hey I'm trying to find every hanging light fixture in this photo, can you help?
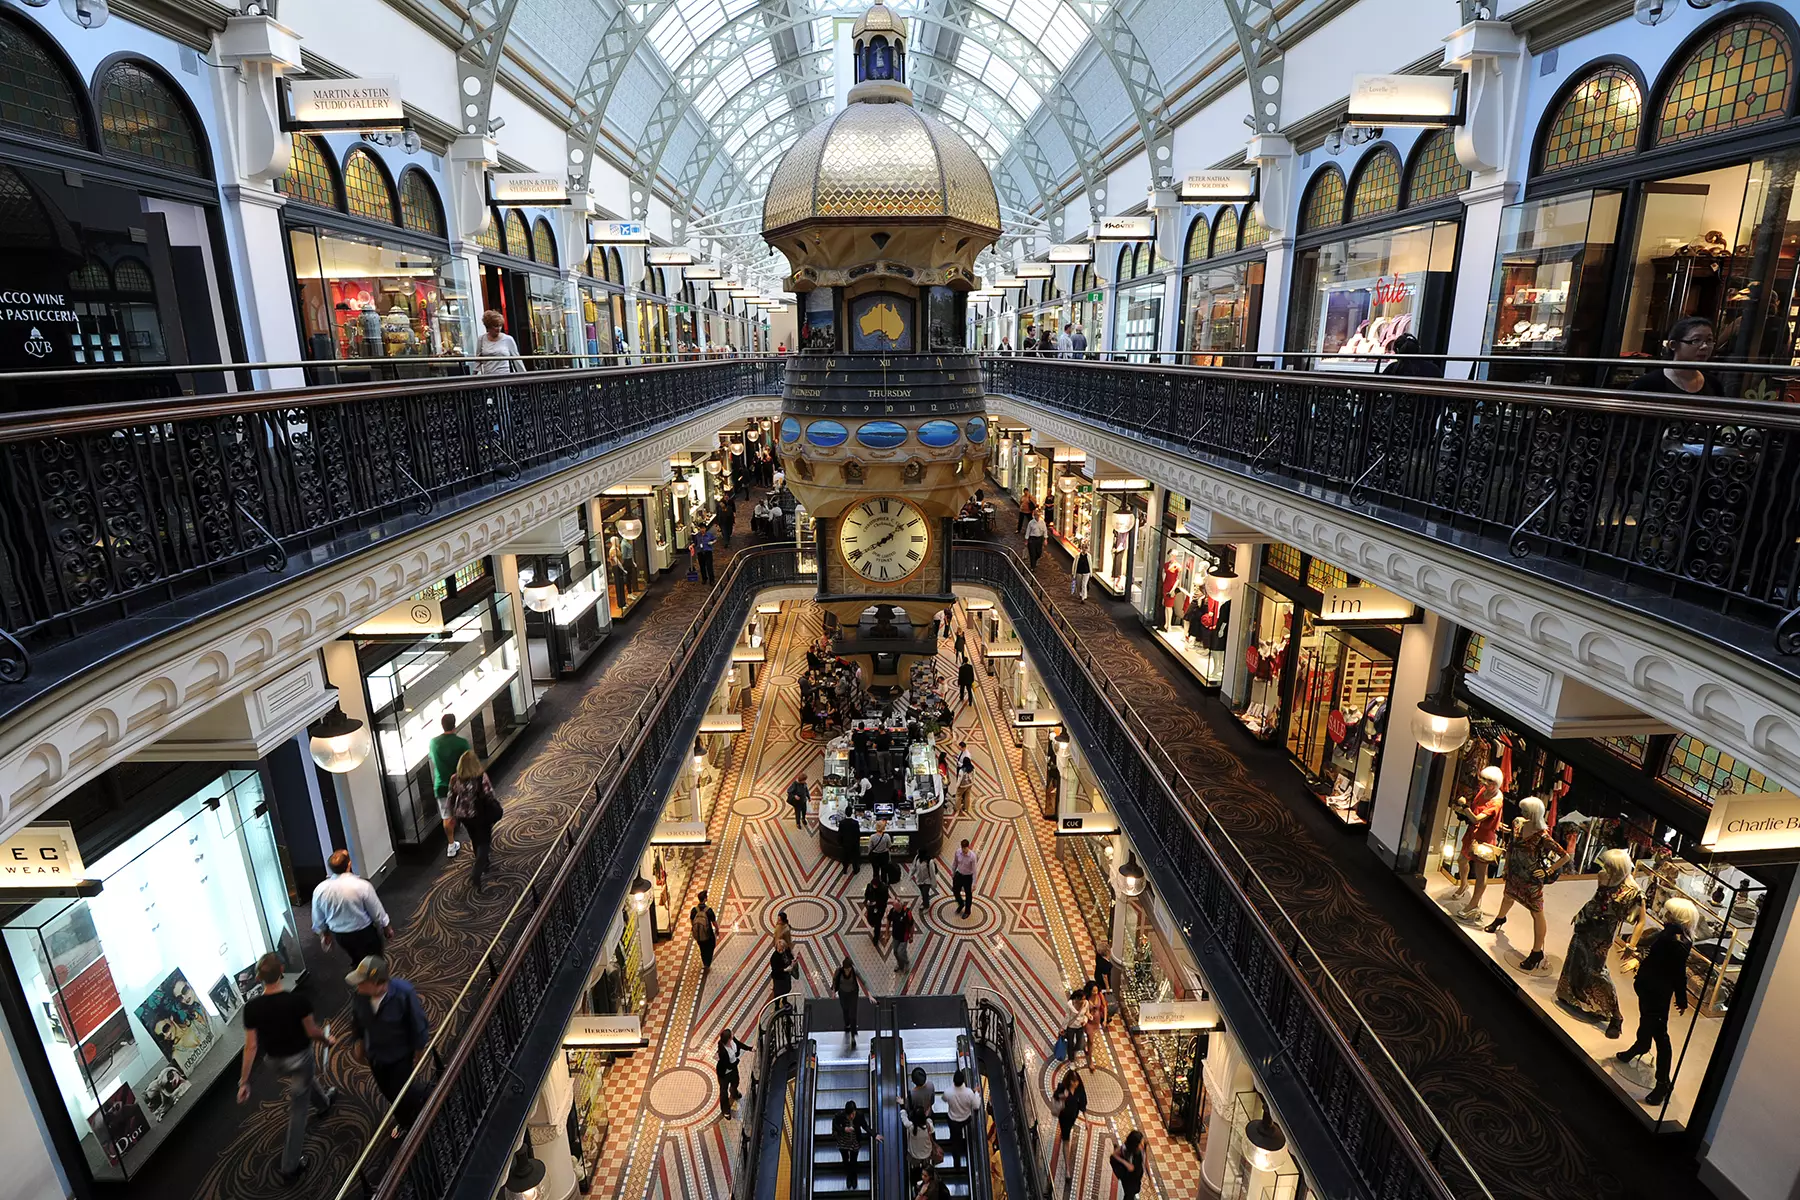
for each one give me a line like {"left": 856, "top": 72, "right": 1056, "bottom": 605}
{"left": 1116, "top": 852, "right": 1147, "bottom": 898}
{"left": 1110, "top": 511, "right": 1136, "bottom": 534}
{"left": 308, "top": 703, "right": 371, "bottom": 773}
{"left": 1204, "top": 568, "right": 1238, "bottom": 603}
{"left": 1412, "top": 634, "right": 1473, "bottom": 754}
{"left": 503, "top": 1137, "right": 547, "bottom": 1200}
{"left": 1244, "top": 1095, "right": 1287, "bottom": 1173}
{"left": 744, "top": 425, "right": 761, "bottom": 443}
{"left": 1057, "top": 474, "right": 1079, "bottom": 494}
{"left": 629, "top": 872, "right": 654, "bottom": 913}
{"left": 617, "top": 518, "right": 644, "bottom": 540}
{"left": 521, "top": 578, "right": 559, "bottom": 613}
{"left": 706, "top": 458, "right": 722, "bottom": 474}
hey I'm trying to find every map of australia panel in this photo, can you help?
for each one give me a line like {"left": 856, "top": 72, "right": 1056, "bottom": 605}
{"left": 851, "top": 294, "right": 912, "bottom": 352}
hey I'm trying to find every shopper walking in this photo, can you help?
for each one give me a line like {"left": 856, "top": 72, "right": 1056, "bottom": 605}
{"left": 1025, "top": 513, "right": 1047, "bottom": 568}
{"left": 944, "top": 1069, "right": 978, "bottom": 1166}
{"left": 1083, "top": 982, "right": 1106, "bottom": 1067}
{"left": 695, "top": 524, "right": 718, "bottom": 584}
{"left": 839, "top": 808, "right": 862, "bottom": 879}
{"left": 1110, "top": 1130, "right": 1147, "bottom": 1199}
{"left": 910, "top": 847, "right": 937, "bottom": 917}
{"left": 310, "top": 850, "right": 392, "bottom": 966}
{"left": 717, "top": 495, "right": 736, "bottom": 547}
{"left": 1063, "top": 988, "right": 1089, "bottom": 1069}
{"left": 951, "top": 839, "right": 977, "bottom": 918}
{"left": 236, "top": 953, "right": 336, "bottom": 1184}
{"left": 474, "top": 309, "right": 521, "bottom": 375}
{"left": 955, "top": 756, "right": 975, "bottom": 817}
{"left": 834, "top": 956, "right": 862, "bottom": 1045}
{"left": 716, "top": 1027, "right": 751, "bottom": 1118}
{"left": 1016, "top": 490, "right": 1036, "bottom": 534}
{"left": 345, "top": 956, "right": 430, "bottom": 1136}
{"left": 833, "top": 1101, "right": 876, "bottom": 1190}
{"left": 773, "top": 909, "right": 795, "bottom": 954}
{"left": 864, "top": 874, "right": 890, "bottom": 951}
{"left": 787, "top": 774, "right": 812, "bottom": 829}
{"left": 889, "top": 901, "right": 916, "bottom": 975}
{"left": 1071, "top": 546, "right": 1092, "bottom": 601}
{"left": 1044, "top": 756, "right": 1061, "bottom": 814}
{"left": 445, "top": 750, "right": 503, "bottom": 891}
{"left": 1051, "top": 1068, "right": 1087, "bottom": 1148}
{"left": 869, "top": 819, "right": 894, "bottom": 885}
{"left": 904, "top": 1109, "right": 937, "bottom": 1193}
{"left": 427, "top": 713, "right": 471, "bottom": 858}
{"left": 770, "top": 943, "right": 796, "bottom": 1000}
{"left": 691, "top": 889, "right": 719, "bottom": 973}
{"left": 957, "top": 655, "right": 976, "bottom": 708}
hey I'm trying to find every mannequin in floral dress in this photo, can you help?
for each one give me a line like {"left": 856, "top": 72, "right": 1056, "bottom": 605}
{"left": 1556, "top": 848, "right": 1642, "bottom": 1039}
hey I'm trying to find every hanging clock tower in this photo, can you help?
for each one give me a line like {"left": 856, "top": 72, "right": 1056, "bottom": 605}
{"left": 762, "top": 4, "right": 1001, "bottom": 682}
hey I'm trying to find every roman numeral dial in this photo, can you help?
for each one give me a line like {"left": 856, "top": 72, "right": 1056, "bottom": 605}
{"left": 837, "top": 496, "right": 930, "bottom": 585}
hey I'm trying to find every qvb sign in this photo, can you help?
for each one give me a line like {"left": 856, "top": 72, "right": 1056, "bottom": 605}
{"left": 1315, "top": 583, "right": 1417, "bottom": 624}
{"left": 0, "top": 287, "right": 79, "bottom": 368}
{"left": 282, "top": 77, "right": 406, "bottom": 131}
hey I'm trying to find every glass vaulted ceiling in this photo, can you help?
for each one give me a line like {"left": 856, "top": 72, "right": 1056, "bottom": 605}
{"left": 498, "top": 0, "right": 1128, "bottom": 223}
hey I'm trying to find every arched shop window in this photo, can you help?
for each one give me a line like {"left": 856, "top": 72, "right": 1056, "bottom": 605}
{"left": 1538, "top": 65, "right": 1642, "bottom": 174}
{"left": 1184, "top": 214, "right": 1209, "bottom": 263}
{"left": 1348, "top": 146, "right": 1402, "bottom": 221}
{"left": 504, "top": 209, "right": 529, "bottom": 258}
{"left": 282, "top": 135, "right": 341, "bottom": 210}
{"left": 96, "top": 59, "right": 206, "bottom": 175}
{"left": 0, "top": 13, "right": 86, "bottom": 146}
{"left": 397, "top": 167, "right": 443, "bottom": 237}
{"left": 472, "top": 207, "right": 504, "bottom": 252}
{"left": 340, "top": 148, "right": 397, "bottom": 224}
{"left": 1405, "top": 129, "right": 1470, "bottom": 207}
{"left": 1655, "top": 16, "right": 1791, "bottom": 146}
{"left": 1299, "top": 165, "right": 1346, "bottom": 233}
{"left": 1135, "top": 241, "right": 1154, "bottom": 277}
{"left": 1212, "top": 206, "right": 1239, "bottom": 257}
{"left": 608, "top": 247, "right": 623, "bottom": 283}
{"left": 532, "top": 217, "right": 557, "bottom": 266}
{"left": 1240, "top": 205, "right": 1267, "bottom": 247}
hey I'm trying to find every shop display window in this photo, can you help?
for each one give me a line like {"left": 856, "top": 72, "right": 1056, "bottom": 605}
{"left": 1179, "top": 260, "right": 1264, "bottom": 366}
{"left": 1056, "top": 837, "right": 1114, "bottom": 953}
{"left": 1289, "top": 219, "right": 1460, "bottom": 366}
{"left": 1090, "top": 492, "right": 1144, "bottom": 596}
{"left": 1285, "top": 622, "right": 1392, "bottom": 824}
{"left": 1231, "top": 582, "right": 1292, "bottom": 739}
{"left": 1049, "top": 481, "right": 1094, "bottom": 555}
{"left": 1414, "top": 724, "right": 1765, "bottom": 1128}
{"left": 1140, "top": 526, "right": 1232, "bottom": 686}
{"left": 525, "top": 272, "right": 571, "bottom": 358}
{"left": 1112, "top": 282, "right": 1164, "bottom": 361}
{"left": 289, "top": 226, "right": 467, "bottom": 362}
{"left": 1117, "top": 899, "right": 1206, "bottom": 1140}
{"left": 1484, "top": 190, "right": 1622, "bottom": 377}
{"left": 3, "top": 772, "right": 298, "bottom": 1181}
{"left": 602, "top": 498, "right": 652, "bottom": 617}
{"left": 519, "top": 533, "right": 609, "bottom": 679}
{"left": 579, "top": 285, "right": 619, "bottom": 358}
{"left": 925, "top": 286, "right": 963, "bottom": 350}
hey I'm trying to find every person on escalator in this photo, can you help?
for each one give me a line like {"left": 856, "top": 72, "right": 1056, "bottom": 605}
{"left": 833, "top": 1100, "right": 877, "bottom": 1190}
{"left": 905, "top": 1065, "right": 937, "bottom": 1127}
{"left": 944, "top": 1070, "right": 978, "bottom": 1166}
{"left": 834, "top": 957, "right": 862, "bottom": 1046}
{"left": 904, "top": 1109, "right": 939, "bottom": 1194}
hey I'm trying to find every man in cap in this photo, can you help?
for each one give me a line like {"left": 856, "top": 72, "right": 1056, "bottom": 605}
{"left": 345, "top": 956, "right": 431, "bottom": 1136}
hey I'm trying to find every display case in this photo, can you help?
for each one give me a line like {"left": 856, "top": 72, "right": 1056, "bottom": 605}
{"left": 1483, "top": 190, "right": 1622, "bottom": 382}
{"left": 1230, "top": 583, "right": 1294, "bottom": 741}
{"left": 2, "top": 772, "right": 299, "bottom": 1182}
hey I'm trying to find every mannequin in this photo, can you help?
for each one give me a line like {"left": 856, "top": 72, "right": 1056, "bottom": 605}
{"left": 1483, "top": 797, "right": 1571, "bottom": 971}
{"left": 1452, "top": 766, "right": 1505, "bottom": 918}
{"left": 1615, "top": 896, "right": 1697, "bottom": 1106}
{"left": 1556, "top": 848, "right": 1642, "bottom": 1039}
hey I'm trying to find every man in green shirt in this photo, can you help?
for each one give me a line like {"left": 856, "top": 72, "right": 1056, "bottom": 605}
{"left": 427, "top": 712, "right": 471, "bottom": 858}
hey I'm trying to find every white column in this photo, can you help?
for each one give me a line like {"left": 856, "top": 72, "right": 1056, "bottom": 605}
{"left": 221, "top": 186, "right": 305, "bottom": 387}
{"left": 1367, "top": 613, "right": 1452, "bottom": 869}
{"left": 1255, "top": 239, "right": 1294, "bottom": 363}
{"left": 1216, "top": 545, "right": 1257, "bottom": 701}
{"left": 1199, "top": 1028, "right": 1248, "bottom": 1193}
{"left": 526, "top": 1048, "right": 581, "bottom": 1200}
{"left": 320, "top": 639, "right": 396, "bottom": 879}
{"left": 1443, "top": 182, "right": 1516, "bottom": 377}
{"left": 496, "top": 554, "right": 541, "bottom": 710}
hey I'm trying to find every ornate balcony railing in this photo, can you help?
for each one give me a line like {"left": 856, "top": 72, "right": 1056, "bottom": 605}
{"left": 983, "top": 356, "right": 1800, "bottom": 668}
{"left": 0, "top": 357, "right": 783, "bottom": 711}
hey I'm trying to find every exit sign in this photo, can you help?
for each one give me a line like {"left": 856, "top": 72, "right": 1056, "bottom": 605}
{"left": 672, "top": 304, "right": 690, "bottom": 314}
{"left": 1085, "top": 290, "right": 1102, "bottom": 303}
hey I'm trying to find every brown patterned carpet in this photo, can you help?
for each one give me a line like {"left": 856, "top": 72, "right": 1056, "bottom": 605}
{"left": 132, "top": 533, "right": 765, "bottom": 1200}
{"left": 978, "top": 498, "right": 1705, "bottom": 1200}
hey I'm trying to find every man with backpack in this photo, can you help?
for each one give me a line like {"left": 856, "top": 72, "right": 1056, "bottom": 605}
{"left": 889, "top": 902, "right": 916, "bottom": 974}
{"left": 690, "top": 889, "right": 719, "bottom": 972}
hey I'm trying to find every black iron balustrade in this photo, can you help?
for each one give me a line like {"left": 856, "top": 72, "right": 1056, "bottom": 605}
{"left": 739, "top": 993, "right": 804, "bottom": 1200}
{"left": 0, "top": 357, "right": 783, "bottom": 701}
{"left": 984, "top": 356, "right": 1800, "bottom": 664}
{"left": 968, "top": 992, "right": 1051, "bottom": 1200}
{"left": 954, "top": 543, "right": 1481, "bottom": 1200}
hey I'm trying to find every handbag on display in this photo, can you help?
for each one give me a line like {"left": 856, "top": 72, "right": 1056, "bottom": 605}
{"left": 1529, "top": 844, "right": 1565, "bottom": 885}
{"left": 1470, "top": 841, "right": 1500, "bottom": 862}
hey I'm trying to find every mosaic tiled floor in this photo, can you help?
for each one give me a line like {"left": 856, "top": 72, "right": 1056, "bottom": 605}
{"left": 587, "top": 598, "right": 1203, "bottom": 1200}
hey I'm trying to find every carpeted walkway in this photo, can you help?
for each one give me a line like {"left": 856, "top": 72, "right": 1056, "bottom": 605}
{"left": 979, "top": 496, "right": 1703, "bottom": 1200}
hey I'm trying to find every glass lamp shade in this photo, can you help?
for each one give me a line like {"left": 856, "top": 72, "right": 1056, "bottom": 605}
{"left": 617, "top": 518, "right": 644, "bottom": 540}
{"left": 628, "top": 873, "right": 654, "bottom": 913}
{"left": 1245, "top": 1113, "right": 1287, "bottom": 1172}
{"left": 1204, "top": 569, "right": 1238, "bottom": 602}
{"left": 1412, "top": 699, "right": 1471, "bottom": 754}
{"left": 1110, "top": 511, "right": 1136, "bottom": 534}
{"left": 745, "top": 426, "right": 761, "bottom": 442}
{"left": 1058, "top": 475, "right": 1078, "bottom": 494}
{"left": 706, "top": 459, "right": 722, "bottom": 474}
{"left": 522, "top": 581, "right": 559, "bottom": 613}
{"left": 308, "top": 705, "right": 371, "bottom": 773}
{"left": 1116, "top": 852, "right": 1147, "bottom": 898}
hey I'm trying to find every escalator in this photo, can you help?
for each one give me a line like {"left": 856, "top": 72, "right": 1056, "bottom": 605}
{"left": 794, "top": 996, "right": 883, "bottom": 1200}
{"left": 886, "top": 995, "right": 997, "bottom": 1200}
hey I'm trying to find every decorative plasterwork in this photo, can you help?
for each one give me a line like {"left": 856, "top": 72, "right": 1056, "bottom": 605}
{"left": 0, "top": 398, "right": 781, "bottom": 841}
{"left": 991, "top": 397, "right": 1800, "bottom": 791}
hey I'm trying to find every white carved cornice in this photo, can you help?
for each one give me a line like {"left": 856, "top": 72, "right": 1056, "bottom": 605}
{"left": 0, "top": 398, "right": 780, "bottom": 840}
{"left": 991, "top": 397, "right": 1800, "bottom": 791}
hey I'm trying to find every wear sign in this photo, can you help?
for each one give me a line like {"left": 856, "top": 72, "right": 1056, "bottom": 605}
{"left": 286, "top": 77, "right": 405, "bottom": 130}
{"left": 1702, "top": 791, "right": 1800, "bottom": 854}
{"left": 1, "top": 822, "right": 87, "bottom": 888}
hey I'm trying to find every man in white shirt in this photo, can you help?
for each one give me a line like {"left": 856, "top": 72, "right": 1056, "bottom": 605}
{"left": 310, "top": 850, "right": 393, "bottom": 965}
{"left": 1025, "top": 513, "right": 1047, "bottom": 568}
{"left": 943, "top": 1069, "right": 980, "bottom": 1166}
{"left": 1057, "top": 324, "right": 1075, "bottom": 358}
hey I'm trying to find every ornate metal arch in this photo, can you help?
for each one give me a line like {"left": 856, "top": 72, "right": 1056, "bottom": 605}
{"left": 456, "top": 0, "right": 523, "bottom": 137}
{"left": 1059, "top": 0, "right": 1176, "bottom": 191}
{"left": 1221, "top": 0, "right": 1286, "bottom": 136}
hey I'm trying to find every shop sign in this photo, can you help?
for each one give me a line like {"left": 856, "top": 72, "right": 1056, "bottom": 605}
{"left": 489, "top": 172, "right": 569, "bottom": 205}
{"left": 350, "top": 594, "right": 446, "bottom": 636}
{"left": 686, "top": 264, "right": 723, "bottom": 280}
{"left": 1047, "top": 242, "right": 1095, "bottom": 264}
{"left": 1372, "top": 273, "right": 1415, "bottom": 305}
{"left": 563, "top": 1014, "right": 645, "bottom": 1048}
{"left": 588, "top": 219, "right": 650, "bottom": 244}
{"left": 1315, "top": 584, "right": 1416, "bottom": 624}
{"left": 1137, "top": 998, "right": 1219, "bottom": 1031}
{"left": 1347, "top": 73, "right": 1463, "bottom": 128}
{"left": 1327, "top": 710, "right": 1348, "bottom": 744}
{"left": 0, "top": 823, "right": 90, "bottom": 892}
{"left": 994, "top": 276, "right": 1025, "bottom": 289}
{"left": 1179, "top": 169, "right": 1257, "bottom": 202}
{"left": 1016, "top": 263, "right": 1055, "bottom": 279}
{"left": 0, "top": 284, "right": 79, "bottom": 368}
{"left": 1092, "top": 215, "right": 1155, "bottom": 241}
{"left": 283, "top": 76, "right": 405, "bottom": 131}
{"left": 646, "top": 247, "right": 696, "bottom": 266}
{"left": 1084, "top": 290, "right": 1103, "bottom": 304}
{"left": 1702, "top": 792, "right": 1800, "bottom": 854}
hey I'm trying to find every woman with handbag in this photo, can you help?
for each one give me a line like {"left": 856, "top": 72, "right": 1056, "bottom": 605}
{"left": 446, "top": 751, "right": 502, "bottom": 891}
{"left": 1483, "top": 797, "right": 1570, "bottom": 971}
{"left": 1453, "top": 766, "right": 1506, "bottom": 922}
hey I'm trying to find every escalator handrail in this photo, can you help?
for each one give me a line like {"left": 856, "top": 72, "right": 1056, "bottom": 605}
{"left": 970, "top": 995, "right": 1053, "bottom": 1200}
{"left": 955, "top": 1031, "right": 994, "bottom": 1200}
{"left": 791, "top": 1038, "right": 819, "bottom": 1200}
{"left": 743, "top": 994, "right": 805, "bottom": 1200}
{"left": 875, "top": 1002, "right": 907, "bottom": 1200}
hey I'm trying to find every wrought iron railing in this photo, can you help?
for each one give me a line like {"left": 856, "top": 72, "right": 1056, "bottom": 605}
{"left": 967, "top": 990, "right": 1051, "bottom": 1200}
{"left": 954, "top": 543, "right": 1481, "bottom": 1200}
{"left": 955, "top": 1028, "right": 995, "bottom": 1200}
{"left": 739, "top": 992, "right": 805, "bottom": 1200}
{"left": 983, "top": 356, "right": 1800, "bottom": 664}
{"left": 338, "top": 544, "right": 810, "bottom": 1200}
{"left": 0, "top": 357, "right": 783, "bottom": 706}
{"left": 790, "top": 1037, "right": 819, "bottom": 1200}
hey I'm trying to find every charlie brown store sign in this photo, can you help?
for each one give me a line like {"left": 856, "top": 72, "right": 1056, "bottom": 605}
{"left": 1702, "top": 791, "right": 1800, "bottom": 854}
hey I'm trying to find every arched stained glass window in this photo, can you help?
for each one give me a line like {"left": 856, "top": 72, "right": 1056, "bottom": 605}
{"left": 1134, "top": 242, "right": 1152, "bottom": 277}
{"left": 1405, "top": 129, "right": 1471, "bottom": 206}
{"left": 1540, "top": 66, "right": 1642, "bottom": 173}
{"left": 69, "top": 259, "right": 108, "bottom": 292}
{"left": 98, "top": 60, "right": 203, "bottom": 175}
{"left": 397, "top": 169, "right": 443, "bottom": 236}
{"left": 1299, "top": 166, "right": 1346, "bottom": 233}
{"left": 532, "top": 217, "right": 557, "bottom": 266}
{"left": 1349, "top": 148, "right": 1402, "bottom": 221}
{"left": 1116, "top": 243, "right": 1136, "bottom": 281}
{"left": 341, "top": 148, "right": 396, "bottom": 224}
{"left": 282, "top": 135, "right": 340, "bottom": 210}
{"left": 1240, "top": 206, "right": 1267, "bottom": 247}
{"left": 504, "top": 210, "right": 529, "bottom": 258}
{"left": 608, "top": 248, "right": 624, "bottom": 284}
{"left": 473, "top": 207, "right": 503, "bottom": 252}
{"left": 114, "top": 257, "right": 153, "bottom": 292}
{"left": 0, "top": 15, "right": 84, "bottom": 146}
{"left": 1657, "top": 17, "right": 1792, "bottom": 145}
{"left": 1212, "top": 206, "right": 1240, "bottom": 256}
{"left": 1184, "top": 215, "right": 1209, "bottom": 263}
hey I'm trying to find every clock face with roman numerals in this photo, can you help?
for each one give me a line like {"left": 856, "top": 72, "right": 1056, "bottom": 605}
{"left": 838, "top": 496, "right": 930, "bottom": 585}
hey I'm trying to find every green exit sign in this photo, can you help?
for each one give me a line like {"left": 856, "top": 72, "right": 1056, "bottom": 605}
{"left": 672, "top": 304, "right": 690, "bottom": 314}
{"left": 1085, "top": 290, "right": 1103, "bottom": 304}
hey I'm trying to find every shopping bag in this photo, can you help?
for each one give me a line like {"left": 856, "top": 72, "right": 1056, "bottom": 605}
{"left": 1050, "top": 1034, "right": 1068, "bottom": 1063}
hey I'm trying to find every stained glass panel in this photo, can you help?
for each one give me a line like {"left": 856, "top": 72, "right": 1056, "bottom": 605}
{"left": 114, "top": 258, "right": 153, "bottom": 293}
{"left": 1184, "top": 215, "right": 1209, "bottom": 263}
{"left": 1264, "top": 542, "right": 1302, "bottom": 578}
{"left": 1596, "top": 735, "right": 1649, "bottom": 766}
{"left": 1540, "top": 67, "right": 1641, "bottom": 173}
{"left": 1350, "top": 149, "right": 1402, "bottom": 221}
{"left": 532, "top": 217, "right": 557, "bottom": 266}
{"left": 1300, "top": 167, "right": 1346, "bottom": 233}
{"left": 1212, "top": 207, "right": 1239, "bottom": 257}
{"left": 1240, "top": 206, "right": 1267, "bottom": 248}
{"left": 283, "top": 135, "right": 340, "bottom": 210}
{"left": 1462, "top": 633, "right": 1485, "bottom": 674}
{"left": 473, "top": 208, "right": 503, "bottom": 252}
{"left": 342, "top": 149, "right": 396, "bottom": 224}
{"left": 398, "top": 169, "right": 442, "bottom": 236}
{"left": 1406, "top": 130, "right": 1470, "bottom": 207}
{"left": 1657, "top": 18, "right": 1791, "bottom": 145}
{"left": 69, "top": 259, "right": 108, "bottom": 292}
{"left": 0, "top": 16, "right": 84, "bottom": 146}
{"left": 98, "top": 60, "right": 203, "bottom": 175}
{"left": 1306, "top": 557, "right": 1349, "bottom": 592}
{"left": 1661, "top": 734, "right": 1776, "bottom": 802}
{"left": 505, "top": 210, "right": 530, "bottom": 259}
